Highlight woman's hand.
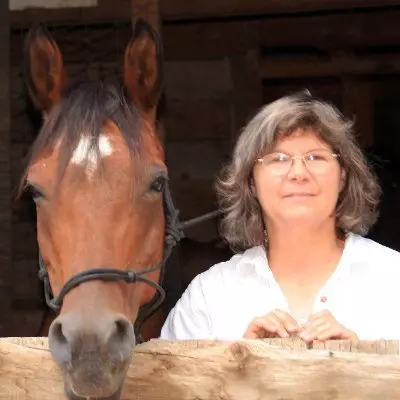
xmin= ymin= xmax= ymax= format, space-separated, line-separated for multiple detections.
xmin=299 ymin=310 xmax=358 ymax=343
xmin=243 ymin=309 xmax=300 ymax=339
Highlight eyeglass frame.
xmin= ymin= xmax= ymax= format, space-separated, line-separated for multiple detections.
xmin=255 ymin=148 xmax=340 ymax=175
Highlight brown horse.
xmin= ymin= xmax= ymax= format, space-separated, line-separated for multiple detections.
xmin=21 ymin=20 xmax=177 ymax=399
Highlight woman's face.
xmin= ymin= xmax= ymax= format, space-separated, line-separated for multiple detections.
xmin=252 ymin=129 xmax=344 ymax=230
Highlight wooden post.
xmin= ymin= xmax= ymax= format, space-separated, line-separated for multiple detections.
xmin=0 ymin=0 xmax=13 ymax=335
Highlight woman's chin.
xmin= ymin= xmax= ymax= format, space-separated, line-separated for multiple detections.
xmin=277 ymin=208 xmax=325 ymax=227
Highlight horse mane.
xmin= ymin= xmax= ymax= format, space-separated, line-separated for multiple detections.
xmin=19 ymin=80 xmax=144 ymax=193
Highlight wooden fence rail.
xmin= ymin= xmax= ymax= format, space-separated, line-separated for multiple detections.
xmin=2 ymin=337 xmax=400 ymax=399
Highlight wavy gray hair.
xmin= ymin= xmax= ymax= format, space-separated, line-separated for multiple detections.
xmin=215 ymin=91 xmax=381 ymax=252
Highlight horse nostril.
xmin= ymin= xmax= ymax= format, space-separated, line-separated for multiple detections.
xmin=107 ymin=317 xmax=134 ymax=361
xmin=48 ymin=313 xmax=135 ymax=370
xmin=48 ymin=319 xmax=72 ymax=366
xmin=52 ymin=320 xmax=67 ymax=343
xmin=114 ymin=318 xmax=130 ymax=340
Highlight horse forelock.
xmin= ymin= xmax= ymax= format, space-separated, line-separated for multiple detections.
xmin=20 ymin=80 xmax=148 ymax=190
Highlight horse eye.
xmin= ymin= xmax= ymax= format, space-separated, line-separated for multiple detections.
xmin=25 ymin=183 xmax=45 ymax=202
xmin=149 ymin=176 xmax=165 ymax=193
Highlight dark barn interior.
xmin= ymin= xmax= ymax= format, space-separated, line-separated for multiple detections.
xmin=2 ymin=0 xmax=400 ymax=337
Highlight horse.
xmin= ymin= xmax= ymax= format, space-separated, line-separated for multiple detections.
xmin=20 ymin=19 xmax=215 ymax=400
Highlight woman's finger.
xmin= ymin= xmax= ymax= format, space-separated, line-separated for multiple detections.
xmin=271 ymin=309 xmax=300 ymax=333
xmin=300 ymin=321 xmax=332 ymax=342
xmin=302 ymin=317 xmax=332 ymax=334
xmin=243 ymin=316 xmax=279 ymax=338
xmin=258 ymin=314 xmax=289 ymax=338
xmin=310 ymin=325 xmax=345 ymax=341
xmin=244 ymin=313 xmax=290 ymax=339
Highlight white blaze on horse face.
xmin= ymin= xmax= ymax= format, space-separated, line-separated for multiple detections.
xmin=71 ymin=135 xmax=113 ymax=177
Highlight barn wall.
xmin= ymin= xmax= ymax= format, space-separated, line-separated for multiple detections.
xmin=8 ymin=19 xmax=264 ymax=334
xmin=9 ymin=0 xmax=97 ymax=10
xmin=0 ymin=0 xmax=13 ymax=336
xmin=8 ymin=8 xmax=400 ymax=335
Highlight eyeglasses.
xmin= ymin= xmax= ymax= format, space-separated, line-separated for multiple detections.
xmin=256 ymin=149 xmax=339 ymax=175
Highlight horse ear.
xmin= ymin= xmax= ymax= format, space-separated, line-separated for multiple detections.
xmin=23 ymin=24 xmax=68 ymax=113
xmin=123 ymin=19 xmax=163 ymax=112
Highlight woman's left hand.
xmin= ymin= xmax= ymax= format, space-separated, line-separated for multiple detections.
xmin=298 ymin=310 xmax=358 ymax=343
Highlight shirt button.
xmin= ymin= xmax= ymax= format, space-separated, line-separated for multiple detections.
xmin=320 ymin=296 xmax=328 ymax=303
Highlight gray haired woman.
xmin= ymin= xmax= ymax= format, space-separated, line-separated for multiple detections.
xmin=160 ymin=91 xmax=400 ymax=342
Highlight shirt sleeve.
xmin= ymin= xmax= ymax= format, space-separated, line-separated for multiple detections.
xmin=159 ymin=274 xmax=213 ymax=340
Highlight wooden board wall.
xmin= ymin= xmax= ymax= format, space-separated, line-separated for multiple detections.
xmin=8 ymin=8 xmax=400 ymax=335
xmin=0 ymin=0 xmax=13 ymax=336
xmin=10 ymin=0 xmax=400 ymax=25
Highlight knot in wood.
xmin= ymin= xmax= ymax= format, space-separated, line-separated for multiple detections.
xmin=227 ymin=342 xmax=250 ymax=362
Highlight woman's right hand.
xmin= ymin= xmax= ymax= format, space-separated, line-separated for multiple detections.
xmin=243 ymin=309 xmax=300 ymax=339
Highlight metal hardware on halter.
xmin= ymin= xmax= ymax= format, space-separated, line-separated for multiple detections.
xmin=37 ymin=181 xmax=221 ymax=340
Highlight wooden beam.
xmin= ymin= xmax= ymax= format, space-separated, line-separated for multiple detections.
xmin=162 ymin=0 xmax=400 ymax=21
xmin=161 ymin=10 xmax=400 ymax=60
xmin=10 ymin=21 xmax=259 ymax=65
xmin=10 ymin=11 xmax=400 ymax=62
xmin=10 ymin=0 xmax=400 ymax=26
xmin=162 ymin=10 xmax=400 ymax=60
xmin=2 ymin=337 xmax=400 ymax=399
xmin=0 ymin=0 xmax=12 ymax=336
xmin=259 ymin=10 xmax=400 ymax=50
xmin=260 ymin=54 xmax=400 ymax=80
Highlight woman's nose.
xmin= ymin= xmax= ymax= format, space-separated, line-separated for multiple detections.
xmin=287 ymin=156 xmax=309 ymax=179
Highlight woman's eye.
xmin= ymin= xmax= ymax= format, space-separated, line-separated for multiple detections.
xmin=269 ymin=153 xmax=289 ymax=163
xmin=149 ymin=176 xmax=165 ymax=193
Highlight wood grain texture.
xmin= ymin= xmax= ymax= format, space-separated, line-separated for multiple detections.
xmin=2 ymin=337 xmax=400 ymax=399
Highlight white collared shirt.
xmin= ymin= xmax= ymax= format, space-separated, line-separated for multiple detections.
xmin=160 ymin=233 xmax=400 ymax=341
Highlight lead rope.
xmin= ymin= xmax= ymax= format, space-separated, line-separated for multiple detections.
xmin=134 ymin=183 xmax=185 ymax=343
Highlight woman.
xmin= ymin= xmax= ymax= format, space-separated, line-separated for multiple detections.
xmin=160 ymin=91 xmax=400 ymax=343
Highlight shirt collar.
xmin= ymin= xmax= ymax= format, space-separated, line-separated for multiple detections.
xmin=235 ymin=232 xmax=358 ymax=283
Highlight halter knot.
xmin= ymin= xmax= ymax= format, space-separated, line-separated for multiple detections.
xmin=165 ymin=224 xmax=184 ymax=246
xmin=126 ymin=270 xmax=137 ymax=283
